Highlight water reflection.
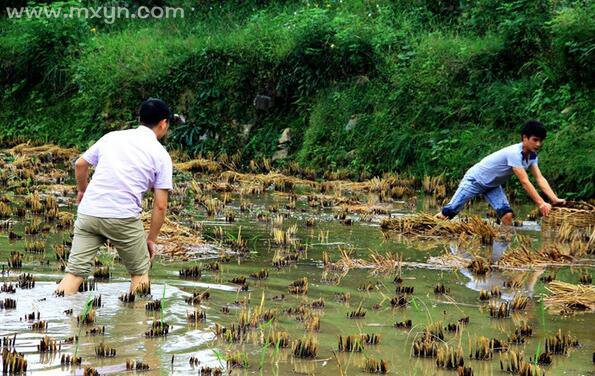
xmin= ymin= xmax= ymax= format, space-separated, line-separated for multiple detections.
xmin=2 ymin=190 xmax=593 ymax=375
xmin=0 ymin=282 xmax=216 ymax=375
xmin=453 ymin=238 xmax=544 ymax=298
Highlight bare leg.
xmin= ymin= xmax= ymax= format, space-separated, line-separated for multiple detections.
xmin=56 ymin=273 xmax=84 ymax=295
xmin=130 ymin=273 xmax=150 ymax=293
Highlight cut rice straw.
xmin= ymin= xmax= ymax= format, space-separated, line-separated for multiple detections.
xmin=8 ymin=143 xmax=79 ymax=160
xmin=141 ymin=213 xmax=204 ymax=259
xmin=497 ymin=243 xmax=590 ymax=268
xmin=331 ymin=249 xmax=454 ymax=273
xmin=174 ymin=159 xmax=221 ymax=173
xmin=380 ymin=213 xmax=496 ymax=244
xmin=219 ymin=171 xmax=319 ymax=190
xmin=544 ymin=281 xmax=595 ymax=315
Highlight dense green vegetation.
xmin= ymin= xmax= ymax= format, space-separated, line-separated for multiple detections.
xmin=1 ymin=0 xmax=593 ymax=197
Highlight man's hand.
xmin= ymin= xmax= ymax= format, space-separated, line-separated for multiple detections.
xmin=76 ymin=191 xmax=85 ymax=204
xmin=435 ymin=212 xmax=448 ymax=220
xmin=147 ymin=239 xmax=156 ymax=260
xmin=539 ymin=202 xmax=552 ymax=217
xmin=551 ymin=198 xmax=566 ymax=206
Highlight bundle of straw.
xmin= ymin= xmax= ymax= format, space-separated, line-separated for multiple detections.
xmin=380 ymin=213 xmax=496 ymax=244
xmin=542 ymin=201 xmax=595 ymax=229
xmin=334 ymin=249 xmax=455 ymax=272
xmin=497 ymin=244 xmax=578 ymax=267
xmin=9 ymin=143 xmax=79 ymax=161
xmin=544 ymin=281 xmax=595 ymax=315
xmin=323 ymin=174 xmax=417 ymax=193
xmin=327 ymin=249 xmax=398 ymax=273
xmin=174 ymin=158 xmax=221 ymax=173
xmin=141 ymin=213 xmax=204 ymax=259
xmin=219 ymin=171 xmax=320 ymax=190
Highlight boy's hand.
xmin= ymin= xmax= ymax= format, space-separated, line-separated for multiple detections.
xmin=551 ymin=198 xmax=566 ymax=206
xmin=539 ymin=202 xmax=552 ymax=217
xmin=76 ymin=191 xmax=85 ymax=204
xmin=147 ymin=240 xmax=156 ymax=260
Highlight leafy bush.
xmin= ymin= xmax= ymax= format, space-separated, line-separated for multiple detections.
xmin=550 ymin=3 xmax=595 ymax=86
xmin=496 ymin=0 xmax=552 ymax=73
xmin=540 ymin=122 xmax=595 ymax=198
xmin=0 ymin=0 xmax=592 ymax=198
xmin=0 ymin=3 xmax=90 ymax=96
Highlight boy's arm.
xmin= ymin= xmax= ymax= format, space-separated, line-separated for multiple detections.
xmin=528 ymin=164 xmax=565 ymax=205
xmin=512 ymin=167 xmax=551 ymax=216
xmin=147 ymin=188 xmax=168 ymax=260
xmin=74 ymin=157 xmax=90 ymax=204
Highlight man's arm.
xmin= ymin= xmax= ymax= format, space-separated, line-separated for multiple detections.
xmin=512 ymin=167 xmax=551 ymax=217
xmin=75 ymin=135 xmax=106 ymax=203
xmin=146 ymin=188 xmax=168 ymax=259
xmin=74 ymin=157 xmax=90 ymax=204
xmin=529 ymin=164 xmax=564 ymax=205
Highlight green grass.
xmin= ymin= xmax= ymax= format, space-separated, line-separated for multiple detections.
xmin=0 ymin=0 xmax=593 ymax=197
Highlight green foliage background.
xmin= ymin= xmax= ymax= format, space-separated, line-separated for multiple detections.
xmin=1 ymin=0 xmax=593 ymax=197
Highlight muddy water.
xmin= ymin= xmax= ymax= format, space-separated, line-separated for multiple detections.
xmin=1 ymin=192 xmax=594 ymax=375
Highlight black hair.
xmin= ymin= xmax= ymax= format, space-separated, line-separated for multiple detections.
xmin=520 ymin=120 xmax=546 ymax=139
xmin=139 ymin=98 xmax=172 ymax=127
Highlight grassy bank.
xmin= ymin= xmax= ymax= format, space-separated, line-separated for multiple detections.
xmin=0 ymin=0 xmax=593 ymax=197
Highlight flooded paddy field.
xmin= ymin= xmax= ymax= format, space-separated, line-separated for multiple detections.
xmin=1 ymin=144 xmax=593 ymax=375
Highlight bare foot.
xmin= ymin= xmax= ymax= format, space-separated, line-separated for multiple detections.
xmin=435 ymin=212 xmax=448 ymax=220
xmin=56 ymin=273 xmax=84 ymax=295
xmin=130 ymin=273 xmax=150 ymax=293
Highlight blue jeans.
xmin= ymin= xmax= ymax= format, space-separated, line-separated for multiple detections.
xmin=441 ymin=175 xmax=513 ymax=219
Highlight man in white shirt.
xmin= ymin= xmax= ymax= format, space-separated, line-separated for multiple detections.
xmin=57 ymin=98 xmax=174 ymax=294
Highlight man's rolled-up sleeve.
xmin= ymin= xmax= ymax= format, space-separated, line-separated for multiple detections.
xmin=154 ymin=153 xmax=173 ymax=190
xmin=81 ymin=136 xmax=105 ymax=166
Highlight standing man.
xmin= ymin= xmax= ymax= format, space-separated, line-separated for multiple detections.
xmin=57 ymin=98 xmax=174 ymax=295
xmin=437 ymin=120 xmax=565 ymax=225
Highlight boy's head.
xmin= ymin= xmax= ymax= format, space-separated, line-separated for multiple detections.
xmin=139 ymin=98 xmax=172 ymax=139
xmin=520 ymin=120 xmax=546 ymax=153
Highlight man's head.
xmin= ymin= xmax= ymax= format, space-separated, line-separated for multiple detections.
xmin=520 ymin=120 xmax=546 ymax=153
xmin=139 ymin=98 xmax=172 ymax=139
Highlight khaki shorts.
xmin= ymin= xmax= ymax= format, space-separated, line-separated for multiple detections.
xmin=65 ymin=213 xmax=150 ymax=277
